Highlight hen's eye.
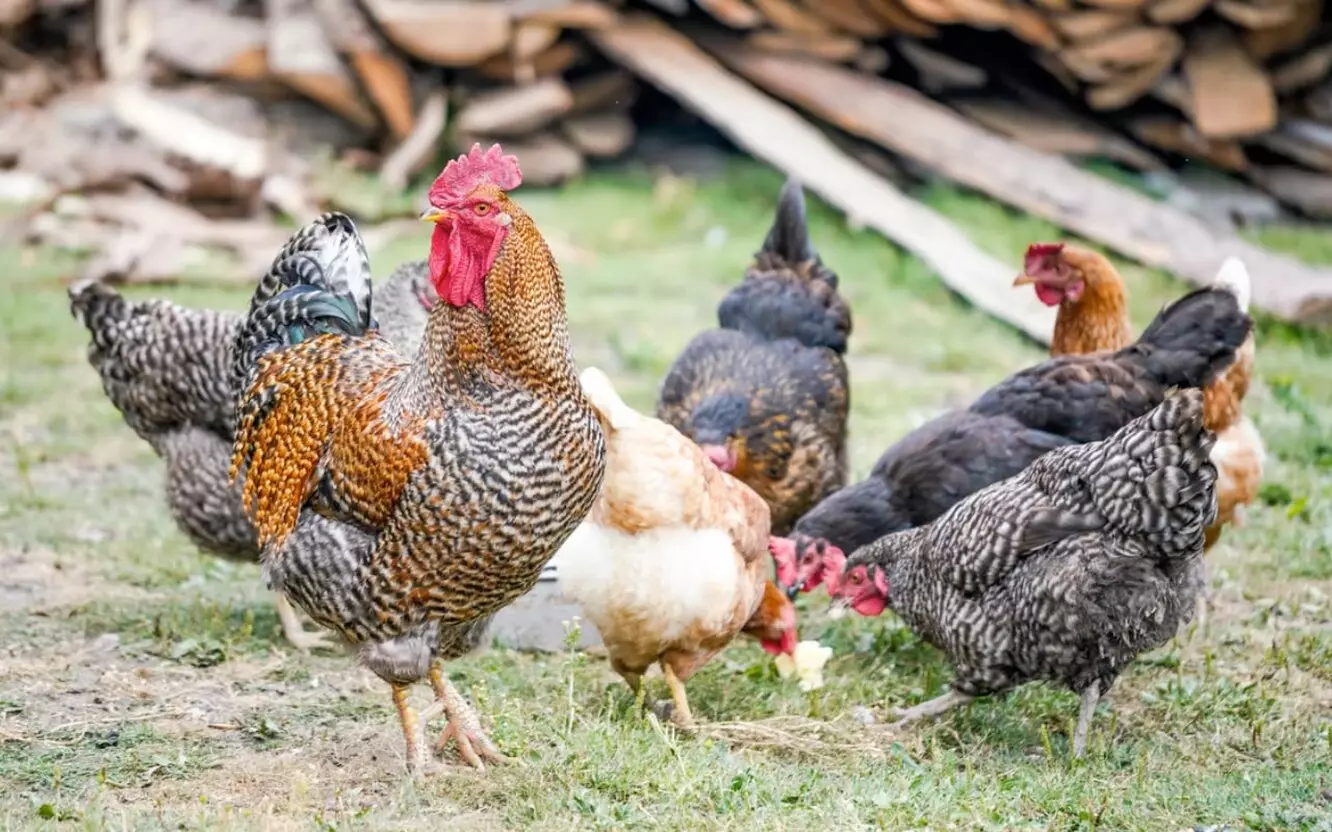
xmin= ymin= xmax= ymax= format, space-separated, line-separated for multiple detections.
xmin=474 ymin=203 xmax=491 ymax=215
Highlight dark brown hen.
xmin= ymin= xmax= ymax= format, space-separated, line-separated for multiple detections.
xmin=67 ymin=266 xmax=436 ymax=650
xmin=833 ymin=389 xmax=1216 ymax=757
xmin=657 ymin=179 xmax=850 ymax=534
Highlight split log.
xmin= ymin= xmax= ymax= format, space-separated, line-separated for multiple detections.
xmin=562 ymin=110 xmax=635 ymax=157
xmin=264 ymin=0 xmax=378 ymax=130
xmin=1182 ymin=26 xmax=1278 ymax=138
xmin=313 ymin=0 xmax=417 ymax=139
xmin=362 ymin=0 xmax=511 ymax=66
xmin=705 ymin=39 xmax=1332 ymax=326
xmin=591 ymin=16 xmax=1059 ymax=343
xmin=455 ymin=78 xmax=574 ymax=136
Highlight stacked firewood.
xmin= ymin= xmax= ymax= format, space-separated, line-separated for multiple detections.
xmin=3 ymin=0 xmax=1332 ymax=236
xmin=679 ymin=0 xmax=1332 ymax=216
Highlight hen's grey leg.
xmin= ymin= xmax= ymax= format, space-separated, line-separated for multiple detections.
xmin=273 ymin=593 xmax=334 ymax=652
xmin=428 ymin=662 xmax=511 ymax=771
xmin=889 ymin=690 xmax=974 ymax=728
xmin=1073 ymin=681 xmax=1100 ymax=759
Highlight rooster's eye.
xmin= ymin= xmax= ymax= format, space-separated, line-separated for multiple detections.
xmin=474 ymin=203 xmax=491 ymax=215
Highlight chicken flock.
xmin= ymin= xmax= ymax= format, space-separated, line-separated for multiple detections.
xmin=70 ymin=142 xmax=1265 ymax=774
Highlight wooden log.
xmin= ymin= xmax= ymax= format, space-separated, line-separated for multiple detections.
xmin=1215 ymin=0 xmax=1297 ymax=28
xmin=265 ymin=0 xmax=379 ymax=130
xmin=1005 ymin=5 xmax=1060 ymax=49
xmin=1244 ymin=0 xmax=1322 ymax=58
xmin=895 ymin=0 xmax=962 ymax=25
xmin=380 ymin=89 xmax=447 ymax=190
xmin=1086 ymin=48 xmax=1178 ymax=109
xmin=477 ymin=41 xmax=583 ymax=82
xmin=1049 ymin=9 xmax=1136 ymax=41
xmin=1249 ymin=165 xmax=1332 ymax=218
xmin=750 ymin=0 xmax=832 ymax=33
xmin=701 ymin=38 xmax=1332 ymax=326
xmin=476 ymin=132 xmax=584 ymax=186
xmin=1183 ymin=26 xmax=1278 ymax=138
xmin=146 ymin=0 xmax=268 ymax=81
xmin=1062 ymin=26 xmax=1182 ymax=68
xmin=524 ymin=0 xmax=618 ymax=28
xmin=897 ymin=40 xmax=987 ymax=92
xmin=1145 ymin=0 xmax=1211 ymax=23
xmin=695 ymin=0 xmax=765 ymax=28
xmin=456 ymin=78 xmax=574 ymax=136
xmin=862 ymin=0 xmax=939 ymax=36
xmin=946 ymin=0 xmax=1014 ymax=27
xmin=956 ymin=98 xmax=1164 ymax=170
xmin=569 ymin=70 xmax=637 ymax=112
xmin=363 ymin=0 xmax=511 ymax=66
xmin=1270 ymin=41 xmax=1332 ymax=93
xmin=591 ymin=16 xmax=1059 ymax=343
xmin=1258 ymin=119 xmax=1332 ymax=172
xmin=798 ymin=0 xmax=891 ymax=36
xmin=1128 ymin=117 xmax=1248 ymax=171
xmin=562 ymin=110 xmax=635 ymax=157
xmin=314 ymin=0 xmax=416 ymax=139
xmin=747 ymin=31 xmax=864 ymax=61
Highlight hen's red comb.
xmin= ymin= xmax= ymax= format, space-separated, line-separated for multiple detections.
xmin=429 ymin=143 xmax=522 ymax=204
xmin=1024 ymin=242 xmax=1064 ymax=270
xmin=1025 ymin=242 xmax=1064 ymax=260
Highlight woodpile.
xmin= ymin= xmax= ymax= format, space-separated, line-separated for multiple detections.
xmin=2 ymin=0 xmax=1331 ymax=321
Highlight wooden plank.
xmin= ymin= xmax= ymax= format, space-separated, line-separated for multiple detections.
xmin=700 ymin=38 xmax=1332 ymax=326
xmin=589 ymin=17 xmax=1059 ymax=343
xmin=1183 ymin=26 xmax=1278 ymax=139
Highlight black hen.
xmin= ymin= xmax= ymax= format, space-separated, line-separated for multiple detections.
xmin=833 ymin=389 xmax=1215 ymax=758
xmin=775 ymin=284 xmax=1249 ymax=596
xmin=657 ymin=179 xmax=851 ymax=534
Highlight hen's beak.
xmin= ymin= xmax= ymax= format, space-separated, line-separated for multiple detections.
xmin=420 ymin=207 xmax=451 ymax=224
xmin=785 ymin=582 xmax=800 ymax=601
xmin=1012 ymin=273 xmax=1037 ymax=287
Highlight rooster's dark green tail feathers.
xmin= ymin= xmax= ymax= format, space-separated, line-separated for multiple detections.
xmin=233 ymin=212 xmax=374 ymax=390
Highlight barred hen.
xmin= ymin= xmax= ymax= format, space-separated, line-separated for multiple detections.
xmin=67 ymin=264 xmax=436 ymax=649
xmin=229 ymin=144 xmax=606 ymax=775
xmin=558 ymin=367 xmax=796 ymax=728
xmin=1016 ymin=244 xmax=1264 ymax=549
xmin=657 ymin=179 xmax=850 ymax=534
xmin=832 ymin=390 xmax=1216 ymax=757
xmin=775 ymin=284 xmax=1250 ymax=597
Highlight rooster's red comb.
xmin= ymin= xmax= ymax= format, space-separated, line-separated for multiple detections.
xmin=429 ymin=143 xmax=522 ymax=204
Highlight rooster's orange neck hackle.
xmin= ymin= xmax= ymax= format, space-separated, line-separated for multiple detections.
xmin=420 ymin=143 xmax=575 ymax=398
xmin=1016 ymin=242 xmax=1132 ymax=357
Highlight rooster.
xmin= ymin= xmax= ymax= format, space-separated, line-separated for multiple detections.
xmin=558 ymin=367 xmax=797 ymax=728
xmin=1015 ymin=244 xmax=1264 ymax=549
xmin=657 ymin=179 xmax=850 ymax=535
xmin=67 ymin=265 xmax=436 ymax=650
xmin=832 ymin=389 xmax=1216 ymax=758
xmin=777 ymin=283 xmax=1251 ymax=596
xmin=229 ymin=144 xmax=607 ymax=774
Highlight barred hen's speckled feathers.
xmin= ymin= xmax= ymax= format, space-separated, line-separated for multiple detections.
xmin=231 ymin=203 xmax=605 ymax=686
xmin=67 ymin=265 xmax=435 ymax=564
xmin=850 ymin=390 xmax=1215 ymax=699
xmin=657 ymin=180 xmax=850 ymax=534
xmin=794 ymin=410 xmax=1073 ymax=557
xmin=972 ymin=285 xmax=1251 ymax=444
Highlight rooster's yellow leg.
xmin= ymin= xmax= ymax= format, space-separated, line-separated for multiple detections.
xmin=427 ymin=662 xmax=510 ymax=771
xmin=272 ymin=593 xmax=334 ymax=652
xmin=660 ymin=662 xmax=694 ymax=728
xmin=391 ymin=684 xmax=429 ymax=775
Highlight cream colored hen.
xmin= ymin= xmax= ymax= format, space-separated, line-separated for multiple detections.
xmin=557 ymin=367 xmax=797 ymax=727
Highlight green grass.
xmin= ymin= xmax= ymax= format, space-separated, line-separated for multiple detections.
xmin=1 ymin=161 xmax=1330 ymax=830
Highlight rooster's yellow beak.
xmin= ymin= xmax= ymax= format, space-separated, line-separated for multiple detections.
xmin=1012 ymin=273 xmax=1037 ymax=287
xmin=420 ymin=207 xmax=450 ymax=224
